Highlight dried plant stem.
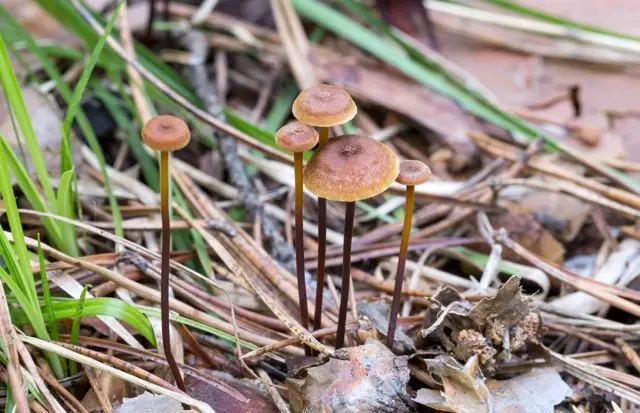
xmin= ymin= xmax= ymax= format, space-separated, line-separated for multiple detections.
xmin=160 ymin=152 xmax=186 ymax=392
xmin=0 ymin=282 xmax=28 ymax=413
xmin=615 ymin=338 xmax=640 ymax=375
xmin=294 ymin=152 xmax=310 ymax=354
xmin=336 ymin=201 xmax=356 ymax=348
xmin=85 ymin=367 xmax=113 ymax=413
xmin=387 ymin=185 xmax=415 ymax=348
xmin=314 ymin=126 xmax=330 ymax=332
xmin=173 ymin=205 xmax=333 ymax=355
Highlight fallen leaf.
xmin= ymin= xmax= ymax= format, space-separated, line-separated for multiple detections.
xmin=485 ymin=368 xmax=572 ymax=413
xmin=185 ymin=373 xmax=278 ymax=413
xmin=490 ymin=204 xmax=565 ymax=264
xmin=287 ymin=339 xmax=413 ymax=413
xmin=415 ymin=358 xmax=572 ymax=413
xmin=357 ymin=300 xmax=416 ymax=354
xmin=416 ymin=355 xmax=490 ymax=413
xmin=520 ymin=192 xmax=591 ymax=242
xmin=115 ymin=392 xmax=190 ymax=413
xmin=419 ymin=276 xmax=541 ymax=364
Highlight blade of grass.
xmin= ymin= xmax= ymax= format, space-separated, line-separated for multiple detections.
xmin=0 ymin=35 xmax=56 ymax=205
xmin=55 ymin=170 xmax=77 ymax=250
xmin=60 ymin=1 xmax=124 ymax=240
xmin=68 ymin=286 xmax=87 ymax=376
xmin=0 ymin=138 xmax=69 ymax=254
xmin=37 ymin=235 xmax=67 ymax=374
xmin=0 ymin=139 xmax=64 ymax=377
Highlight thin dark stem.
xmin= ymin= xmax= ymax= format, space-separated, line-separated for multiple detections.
xmin=335 ymin=201 xmax=355 ymax=349
xmin=313 ymin=197 xmax=326 ymax=331
xmin=145 ymin=0 xmax=156 ymax=44
xmin=294 ymin=152 xmax=311 ymax=355
xmin=313 ymin=126 xmax=330 ymax=333
xmin=160 ymin=152 xmax=186 ymax=392
xmin=387 ymin=185 xmax=415 ymax=348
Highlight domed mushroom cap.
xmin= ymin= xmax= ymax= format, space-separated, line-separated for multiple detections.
xmin=142 ymin=115 xmax=191 ymax=152
xmin=397 ymin=160 xmax=431 ymax=186
xmin=275 ymin=121 xmax=319 ymax=153
xmin=292 ymin=85 xmax=357 ymax=127
xmin=304 ymin=134 xmax=399 ymax=202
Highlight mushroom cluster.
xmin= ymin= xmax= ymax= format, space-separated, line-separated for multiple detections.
xmin=278 ymin=84 xmax=432 ymax=351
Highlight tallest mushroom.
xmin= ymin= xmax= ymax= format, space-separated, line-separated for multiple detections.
xmin=142 ymin=115 xmax=189 ymax=392
xmin=292 ymin=85 xmax=357 ymax=332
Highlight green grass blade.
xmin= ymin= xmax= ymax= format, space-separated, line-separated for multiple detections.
xmin=37 ymin=234 xmax=67 ymax=374
xmin=11 ymin=297 xmax=157 ymax=346
xmin=263 ymin=80 xmax=298 ymax=133
xmin=137 ymin=306 xmax=256 ymax=350
xmin=55 ymin=169 xmax=78 ymax=251
xmin=0 ymin=34 xmax=56 ymax=205
xmin=0 ymin=137 xmax=68 ymax=253
xmin=68 ymin=286 xmax=87 ymax=376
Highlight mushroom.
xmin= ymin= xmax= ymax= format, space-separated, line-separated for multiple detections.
xmin=386 ymin=160 xmax=431 ymax=348
xmin=275 ymin=121 xmax=319 ymax=352
xmin=304 ymin=134 xmax=399 ymax=348
xmin=142 ymin=115 xmax=190 ymax=391
xmin=293 ymin=84 xmax=357 ymax=332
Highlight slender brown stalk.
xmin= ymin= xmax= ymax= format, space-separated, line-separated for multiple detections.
xmin=160 ymin=152 xmax=186 ymax=392
xmin=387 ymin=185 xmax=415 ymax=347
xmin=313 ymin=126 xmax=329 ymax=332
xmin=336 ymin=201 xmax=356 ymax=348
xmin=294 ymin=151 xmax=310 ymax=355
xmin=145 ymin=0 xmax=157 ymax=43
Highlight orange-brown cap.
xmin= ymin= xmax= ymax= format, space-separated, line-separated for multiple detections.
xmin=397 ymin=160 xmax=431 ymax=186
xmin=275 ymin=121 xmax=319 ymax=153
xmin=292 ymin=85 xmax=357 ymax=127
xmin=303 ymin=134 xmax=399 ymax=202
xmin=142 ymin=115 xmax=190 ymax=152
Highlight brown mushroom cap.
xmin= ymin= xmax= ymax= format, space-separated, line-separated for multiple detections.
xmin=292 ymin=85 xmax=357 ymax=127
xmin=275 ymin=121 xmax=319 ymax=153
xmin=396 ymin=160 xmax=431 ymax=186
xmin=303 ymin=134 xmax=399 ymax=202
xmin=142 ymin=115 xmax=191 ymax=152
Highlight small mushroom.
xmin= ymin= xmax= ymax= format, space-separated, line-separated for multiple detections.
xmin=293 ymin=84 xmax=357 ymax=332
xmin=275 ymin=121 xmax=319 ymax=353
xmin=386 ymin=160 xmax=431 ymax=348
xmin=142 ymin=115 xmax=190 ymax=392
xmin=304 ymin=134 xmax=399 ymax=348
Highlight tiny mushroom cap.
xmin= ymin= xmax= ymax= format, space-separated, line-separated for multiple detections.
xmin=292 ymin=84 xmax=357 ymax=127
xmin=275 ymin=121 xmax=319 ymax=153
xmin=304 ymin=134 xmax=399 ymax=202
xmin=142 ymin=115 xmax=191 ymax=152
xmin=396 ymin=160 xmax=432 ymax=186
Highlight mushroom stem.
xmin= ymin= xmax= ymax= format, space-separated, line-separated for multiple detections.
xmin=313 ymin=126 xmax=329 ymax=333
xmin=159 ymin=151 xmax=186 ymax=392
xmin=386 ymin=184 xmax=415 ymax=348
xmin=146 ymin=0 xmax=156 ymax=43
xmin=335 ymin=201 xmax=356 ymax=349
xmin=294 ymin=152 xmax=311 ymax=354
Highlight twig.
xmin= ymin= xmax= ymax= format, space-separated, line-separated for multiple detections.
xmin=258 ymin=369 xmax=291 ymax=413
xmin=615 ymin=338 xmax=640 ymax=375
xmin=0 ymin=282 xmax=28 ymax=413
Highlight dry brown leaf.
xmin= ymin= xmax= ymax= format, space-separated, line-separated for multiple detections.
xmin=287 ymin=339 xmax=412 ymax=413
xmin=416 ymin=357 xmax=571 ymax=413
xmin=520 ymin=191 xmax=591 ymax=242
